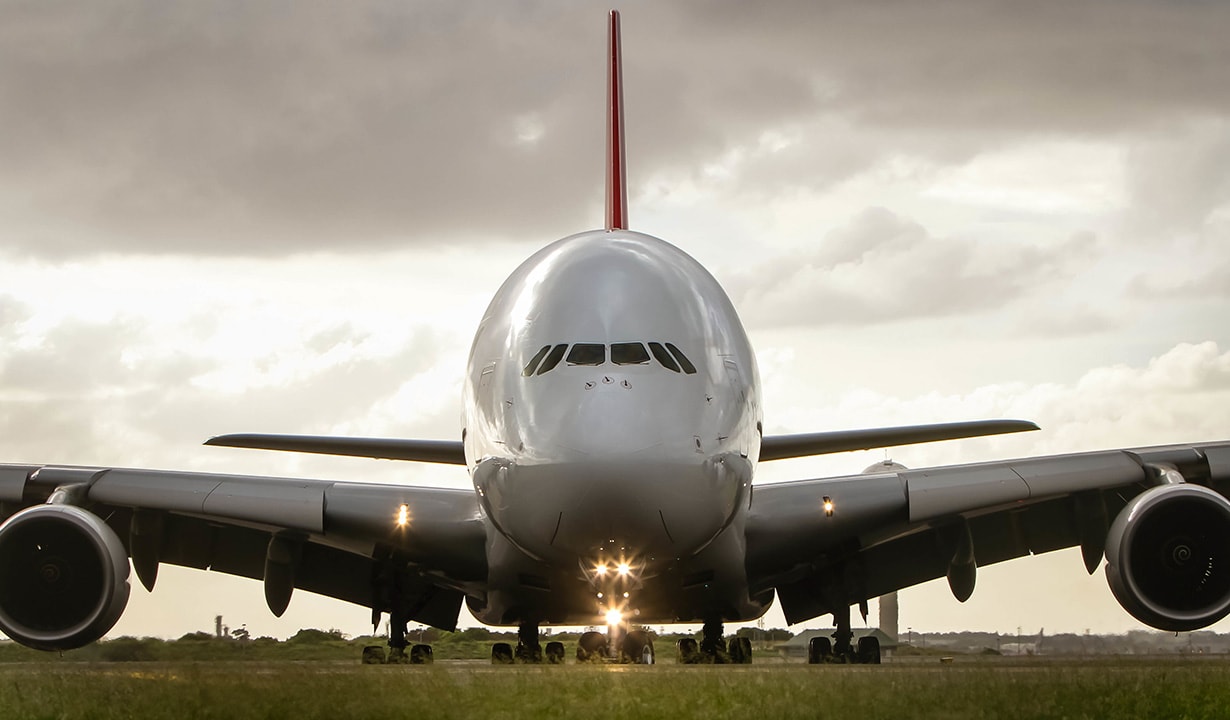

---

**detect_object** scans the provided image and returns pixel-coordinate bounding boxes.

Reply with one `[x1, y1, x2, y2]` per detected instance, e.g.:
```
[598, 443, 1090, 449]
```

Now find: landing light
[822, 496, 834, 517]
[616, 562, 631, 576]
[595, 563, 608, 577]
[605, 609, 623, 626]
[396, 504, 410, 527]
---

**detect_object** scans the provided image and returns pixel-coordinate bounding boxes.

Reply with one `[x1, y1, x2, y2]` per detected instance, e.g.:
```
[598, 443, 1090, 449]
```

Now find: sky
[1, 0, 1229, 641]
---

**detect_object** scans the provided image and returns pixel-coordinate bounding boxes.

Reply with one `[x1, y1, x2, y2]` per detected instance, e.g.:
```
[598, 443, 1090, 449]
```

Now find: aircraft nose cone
[475, 454, 751, 566]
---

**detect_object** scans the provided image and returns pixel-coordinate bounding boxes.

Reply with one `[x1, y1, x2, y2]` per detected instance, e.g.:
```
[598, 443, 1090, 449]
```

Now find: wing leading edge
[205, 433, 467, 465]
[759, 419, 1039, 461]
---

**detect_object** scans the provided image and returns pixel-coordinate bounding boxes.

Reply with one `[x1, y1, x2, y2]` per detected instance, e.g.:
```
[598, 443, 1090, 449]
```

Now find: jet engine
[1105, 483, 1230, 631]
[0, 504, 130, 650]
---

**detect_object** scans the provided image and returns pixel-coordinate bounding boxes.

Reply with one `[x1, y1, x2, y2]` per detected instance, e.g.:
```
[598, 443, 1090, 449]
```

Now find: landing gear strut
[513, 621, 543, 663]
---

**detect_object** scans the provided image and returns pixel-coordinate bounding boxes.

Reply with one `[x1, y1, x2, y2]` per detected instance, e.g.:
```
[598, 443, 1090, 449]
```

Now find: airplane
[1, 9, 1229, 666]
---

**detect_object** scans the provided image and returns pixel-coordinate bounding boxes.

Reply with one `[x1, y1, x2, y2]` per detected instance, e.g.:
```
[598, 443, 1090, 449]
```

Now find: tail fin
[605, 9, 628, 231]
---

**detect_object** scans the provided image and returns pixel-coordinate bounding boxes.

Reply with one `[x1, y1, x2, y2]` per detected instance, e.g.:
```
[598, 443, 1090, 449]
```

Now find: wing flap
[759, 419, 1039, 461]
[205, 433, 467, 465]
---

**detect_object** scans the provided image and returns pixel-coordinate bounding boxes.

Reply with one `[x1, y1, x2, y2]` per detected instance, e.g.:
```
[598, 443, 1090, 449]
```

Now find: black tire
[621, 629, 654, 664]
[410, 644, 434, 664]
[857, 636, 881, 664]
[576, 631, 607, 662]
[807, 636, 832, 664]
[491, 642, 514, 665]
[545, 641, 566, 664]
[729, 636, 752, 664]
[677, 637, 699, 664]
[361, 645, 386, 664]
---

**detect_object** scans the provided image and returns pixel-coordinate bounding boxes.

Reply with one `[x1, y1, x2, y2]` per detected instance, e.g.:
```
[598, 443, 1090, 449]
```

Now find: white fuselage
[460, 229, 766, 625]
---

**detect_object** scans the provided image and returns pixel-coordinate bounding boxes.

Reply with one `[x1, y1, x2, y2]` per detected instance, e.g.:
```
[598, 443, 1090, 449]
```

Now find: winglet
[605, 9, 628, 231]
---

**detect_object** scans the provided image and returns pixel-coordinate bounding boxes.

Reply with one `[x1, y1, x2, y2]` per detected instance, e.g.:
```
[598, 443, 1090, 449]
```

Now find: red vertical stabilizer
[606, 9, 628, 231]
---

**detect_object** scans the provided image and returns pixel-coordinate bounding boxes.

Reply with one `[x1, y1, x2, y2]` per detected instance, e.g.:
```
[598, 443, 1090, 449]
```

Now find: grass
[0, 658, 1227, 720]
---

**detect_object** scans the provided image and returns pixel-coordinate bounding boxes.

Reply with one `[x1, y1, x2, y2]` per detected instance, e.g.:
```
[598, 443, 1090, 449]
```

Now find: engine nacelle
[1105, 483, 1230, 631]
[0, 505, 130, 650]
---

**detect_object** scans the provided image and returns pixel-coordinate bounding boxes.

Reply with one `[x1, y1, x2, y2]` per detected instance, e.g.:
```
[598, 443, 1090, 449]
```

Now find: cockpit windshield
[523, 342, 698, 376]
[566, 343, 606, 366]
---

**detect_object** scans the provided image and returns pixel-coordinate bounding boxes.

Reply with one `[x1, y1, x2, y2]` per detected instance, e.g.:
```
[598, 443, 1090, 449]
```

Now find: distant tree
[100, 636, 158, 661]
[287, 628, 347, 644]
[177, 631, 215, 642]
[735, 627, 793, 641]
[458, 627, 492, 641]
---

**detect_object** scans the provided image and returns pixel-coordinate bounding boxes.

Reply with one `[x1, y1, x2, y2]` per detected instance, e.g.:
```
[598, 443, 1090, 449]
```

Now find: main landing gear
[362, 609, 434, 664]
[676, 619, 752, 664]
[491, 622, 566, 664]
[806, 605, 881, 664]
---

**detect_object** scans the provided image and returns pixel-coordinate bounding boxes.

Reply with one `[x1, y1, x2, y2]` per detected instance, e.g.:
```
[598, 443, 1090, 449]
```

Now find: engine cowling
[1105, 483, 1230, 631]
[0, 505, 131, 650]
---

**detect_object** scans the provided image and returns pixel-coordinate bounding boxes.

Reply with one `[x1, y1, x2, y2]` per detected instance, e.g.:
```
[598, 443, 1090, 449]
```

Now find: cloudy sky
[2, 0, 1229, 641]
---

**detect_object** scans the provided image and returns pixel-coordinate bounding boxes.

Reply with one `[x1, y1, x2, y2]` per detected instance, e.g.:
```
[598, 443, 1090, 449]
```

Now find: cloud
[1, 1, 1226, 257]
[757, 341, 1230, 487]
[727, 207, 1097, 328]
[1121, 118, 1230, 239]
[0, 308, 463, 477]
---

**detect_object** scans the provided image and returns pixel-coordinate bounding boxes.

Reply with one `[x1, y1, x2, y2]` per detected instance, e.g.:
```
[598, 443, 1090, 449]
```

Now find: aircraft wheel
[410, 644, 434, 664]
[807, 636, 831, 664]
[361, 645, 386, 664]
[677, 637, 699, 664]
[576, 631, 607, 663]
[729, 636, 752, 664]
[620, 629, 654, 664]
[545, 641, 566, 664]
[491, 642, 514, 665]
[857, 636, 881, 664]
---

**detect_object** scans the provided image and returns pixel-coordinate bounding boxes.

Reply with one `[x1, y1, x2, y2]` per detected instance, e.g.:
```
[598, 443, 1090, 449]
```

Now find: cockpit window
[665, 343, 698, 374]
[566, 343, 606, 366]
[611, 342, 651, 365]
[536, 344, 568, 375]
[522, 345, 552, 376]
[648, 342, 680, 373]
[525, 341, 698, 376]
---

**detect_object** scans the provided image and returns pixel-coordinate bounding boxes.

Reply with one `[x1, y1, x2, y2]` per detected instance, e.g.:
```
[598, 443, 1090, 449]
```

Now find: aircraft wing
[205, 434, 467, 465]
[759, 419, 1039, 461]
[0, 463, 485, 647]
[745, 440, 1230, 630]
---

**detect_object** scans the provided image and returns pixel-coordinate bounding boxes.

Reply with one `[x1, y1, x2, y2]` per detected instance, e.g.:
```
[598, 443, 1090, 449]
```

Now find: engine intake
[1105, 483, 1230, 631]
[0, 505, 130, 650]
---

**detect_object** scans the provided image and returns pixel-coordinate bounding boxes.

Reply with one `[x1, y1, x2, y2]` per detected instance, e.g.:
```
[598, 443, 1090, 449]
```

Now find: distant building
[879, 593, 899, 642]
